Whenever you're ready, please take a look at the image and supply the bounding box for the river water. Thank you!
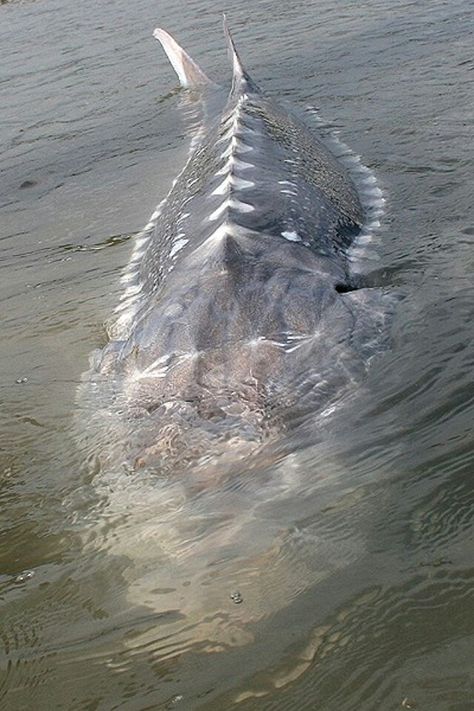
[1,0,473,709]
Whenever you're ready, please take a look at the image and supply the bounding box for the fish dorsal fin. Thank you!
[223,16,259,94]
[153,28,212,88]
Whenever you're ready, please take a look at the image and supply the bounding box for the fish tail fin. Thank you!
[153,28,211,88]
[223,15,259,93]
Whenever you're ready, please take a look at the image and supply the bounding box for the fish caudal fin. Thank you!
[223,15,259,94]
[153,28,211,88]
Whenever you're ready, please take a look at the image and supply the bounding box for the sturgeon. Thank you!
[79,21,389,479]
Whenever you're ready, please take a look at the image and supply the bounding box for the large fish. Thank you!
[79,20,388,482]
[73,20,391,672]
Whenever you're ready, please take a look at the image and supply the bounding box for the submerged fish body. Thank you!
[80,22,388,476]
[72,22,393,667]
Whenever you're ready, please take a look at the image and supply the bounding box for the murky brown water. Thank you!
[1,0,473,709]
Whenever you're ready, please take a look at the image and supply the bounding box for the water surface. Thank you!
[1,0,473,709]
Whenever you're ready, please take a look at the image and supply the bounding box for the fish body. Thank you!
[80,22,388,476]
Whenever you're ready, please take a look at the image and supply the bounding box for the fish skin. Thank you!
[78,22,390,476]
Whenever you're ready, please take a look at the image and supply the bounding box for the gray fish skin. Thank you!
[80,25,389,475]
